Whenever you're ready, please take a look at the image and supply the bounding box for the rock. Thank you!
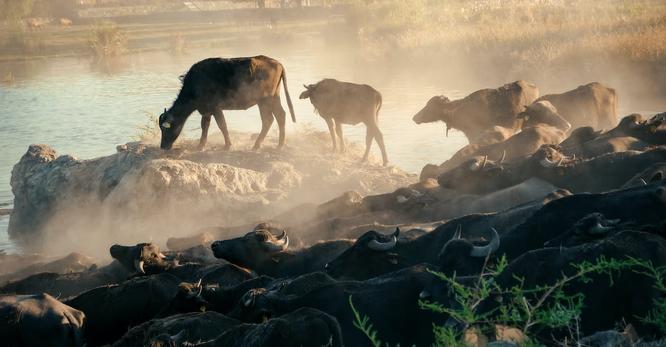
[8,132,416,254]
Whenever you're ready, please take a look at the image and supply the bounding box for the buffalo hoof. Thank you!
[223,144,231,151]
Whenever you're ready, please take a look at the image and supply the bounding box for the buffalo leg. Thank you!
[198,114,212,150]
[324,117,337,152]
[373,124,388,166]
[335,121,345,153]
[272,96,286,149]
[362,125,373,162]
[253,101,274,150]
[213,110,231,150]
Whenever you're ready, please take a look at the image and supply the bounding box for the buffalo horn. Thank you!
[539,156,559,168]
[453,224,462,240]
[639,178,648,186]
[367,228,399,251]
[469,227,500,258]
[134,259,145,274]
[481,155,488,169]
[588,222,613,235]
[264,230,289,251]
[498,150,506,164]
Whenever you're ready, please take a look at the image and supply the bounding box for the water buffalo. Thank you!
[210,225,353,277]
[154,308,343,347]
[536,82,617,130]
[230,265,442,347]
[324,195,554,281]
[110,243,168,275]
[158,55,295,151]
[445,182,666,268]
[300,79,388,165]
[438,146,666,194]
[0,252,94,284]
[0,293,86,347]
[65,273,181,346]
[420,124,567,181]
[412,80,539,143]
[487,231,666,339]
[517,100,572,131]
[112,311,241,347]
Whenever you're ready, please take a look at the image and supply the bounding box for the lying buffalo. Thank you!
[65,273,181,346]
[412,80,539,143]
[211,225,352,278]
[439,182,666,273]
[110,242,167,274]
[230,265,441,347]
[438,146,666,194]
[158,55,295,151]
[537,82,617,130]
[0,293,86,347]
[300,79,388,165]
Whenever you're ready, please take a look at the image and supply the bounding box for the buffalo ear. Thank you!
[650,171,664,183]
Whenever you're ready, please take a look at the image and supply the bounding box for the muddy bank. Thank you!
[8,130,415,255]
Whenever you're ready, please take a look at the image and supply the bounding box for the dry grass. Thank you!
[346,0,666,65]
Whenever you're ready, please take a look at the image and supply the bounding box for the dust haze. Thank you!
[1,0,665,268]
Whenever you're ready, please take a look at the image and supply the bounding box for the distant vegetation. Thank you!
[89,21,127,59]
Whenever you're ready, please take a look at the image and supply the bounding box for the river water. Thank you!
[0,35,470,253]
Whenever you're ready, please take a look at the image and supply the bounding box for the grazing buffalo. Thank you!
[412,80,539,143]
[537,82,617,130]
[300,79,388,165]
[65,273,181,346]
[230,265,441,347]
[0,293,86,347]
[211,225,353,277]
[159,56,295,151]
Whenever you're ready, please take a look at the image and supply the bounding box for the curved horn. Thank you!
[481,155,488,169]
[134,259,145,274]
[539,156,559,168]
[469,228,500,258]
[498,150,506,164]
[264,234,289,251]
[588,222,613,235]
[453,224,462,240]
[367,232,398,251]
[158,252,167,259]
[639,178,648,186]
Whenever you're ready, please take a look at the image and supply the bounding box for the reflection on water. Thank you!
[0,36,468,252]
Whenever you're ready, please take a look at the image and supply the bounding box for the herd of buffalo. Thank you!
[2,55,666,346]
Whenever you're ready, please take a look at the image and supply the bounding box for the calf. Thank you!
[300,79,388,165]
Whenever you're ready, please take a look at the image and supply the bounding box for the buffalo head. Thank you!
[210,223,290,270]
[517,100,571,131]
[324,228,401,280]
[109,242,167,274]
[299,84,317,100]
[438,227,500,276]
[544,213,622,248]
[412,95,452,128]
[159,108,185,150]
[436,153,506,194]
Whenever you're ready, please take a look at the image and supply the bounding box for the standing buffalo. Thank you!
[159,55,295,151]
[299,79,388,166]
[412,80,539,143]
[537,82,617,130]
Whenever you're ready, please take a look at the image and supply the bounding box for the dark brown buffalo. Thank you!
[300,79,388,165]
[0,293,86,347]
[412,80,539,143]
[159,55,295,151]
[537,82,617,130]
